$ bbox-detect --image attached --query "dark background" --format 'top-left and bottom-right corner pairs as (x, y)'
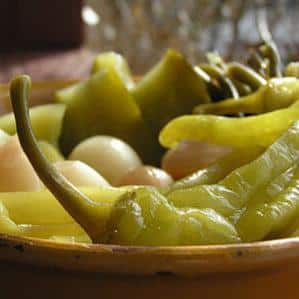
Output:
(0, 0), (298, 81)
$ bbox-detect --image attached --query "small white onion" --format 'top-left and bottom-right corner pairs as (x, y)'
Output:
(0, 135), (43, 192)
(117, 165), (173, 188)
(69, 136), (142, 186)
(54, 160), (110, 188)
(162, 141), (233, 179)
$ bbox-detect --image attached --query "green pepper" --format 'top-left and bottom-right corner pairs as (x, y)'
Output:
(259, 165), (299, 202)
(226, 62), (267, 91)
(131, 49), (211, 136)
(230, 79), (252, 97)
(105, 187), (240, 245)
(11, 75), (120, 243)
(247, 50), (271, 79)
(257, 9), (282, 78)
(167, 121), (299, 219)
(259, 44), (282, 78)
(10, 75), (240, 246)
(0, 187), (127, 243)
(193, 77), (299, 115)
(55, 66), (161, 164)
(198, 63), (239, 102)
(236, 166), (299, 241)
(160, 104), (299, 150)
(168, 146), (264, 192)
(91, 51), (135, 90)
(0, 104), (65, 146)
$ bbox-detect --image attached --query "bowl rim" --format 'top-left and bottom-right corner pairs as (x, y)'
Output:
(1, 233), (299, 253)
(1, 233), (299, 275)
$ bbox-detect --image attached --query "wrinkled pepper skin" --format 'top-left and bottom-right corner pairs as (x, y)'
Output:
(105, 187), (240, 246)
(11, 75), (240, 246)
(160, 105), (299, 150)
(236, 166), (299, 242)
(12, 75), (133, 243)
(167, 122), (299, 219)
(0, 186), (240, 246)
(131, 49), (211, 136)
(194, 78), (299, 115)
(55, 69), (161, 164)
(10, 74), (299, 246)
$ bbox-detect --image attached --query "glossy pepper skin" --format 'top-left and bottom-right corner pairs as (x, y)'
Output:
(55, 65), (161, 164)
(0, 187), (126, 243)
(160, 104), (299, 150)
(91, 52), (135, 90)
(197, 63), (239, 102)
(11, 75), (119, 243)
(226, 62), (267, 91)
(247, 50), (271, 80)
(10, 75), (240, 246)
(167, 121), (299, 220)
(105, 187), (240, 246)
(168, 146), (264, 192)
(236, 166), (299, 242)
(131, 49), (211, 136)
(194, 78), (299, 115)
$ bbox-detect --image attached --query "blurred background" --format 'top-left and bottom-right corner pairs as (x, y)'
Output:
(0, 0), (298, 81)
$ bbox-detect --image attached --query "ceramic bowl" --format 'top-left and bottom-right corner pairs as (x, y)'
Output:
(0, 81), (298, 299)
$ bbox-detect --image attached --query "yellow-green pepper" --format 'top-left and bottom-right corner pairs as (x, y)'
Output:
(10, 74), (240, 246)
(236, 166), (299, 241)
(131, 49), (211, 136)
(160, 104), (299, 150)
(193, 77), (299, 115)
(104, 187), (240, 245)
(167, 121), (299, 219)
(91, 51), (135, 90)
(55, 67), (161, 164)
(0, 104), (65, 146)
(0, 187), (126, 243)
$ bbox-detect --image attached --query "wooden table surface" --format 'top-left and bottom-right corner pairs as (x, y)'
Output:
(0, 48), (95, 83)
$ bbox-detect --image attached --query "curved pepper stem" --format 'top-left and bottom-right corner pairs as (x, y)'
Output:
(9, 75), (110, 243)
(257, 8), (282, 77)
(227, 62), (267, 90)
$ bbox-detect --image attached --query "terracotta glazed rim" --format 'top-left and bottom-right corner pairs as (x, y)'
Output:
(1, 233), (299, 275)
(1, 232), (298, 252)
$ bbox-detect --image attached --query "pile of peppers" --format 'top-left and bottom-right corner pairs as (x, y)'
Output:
(2, 15), (299, 246)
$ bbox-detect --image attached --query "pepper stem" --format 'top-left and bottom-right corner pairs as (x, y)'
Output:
(10, 75), (106, 242)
